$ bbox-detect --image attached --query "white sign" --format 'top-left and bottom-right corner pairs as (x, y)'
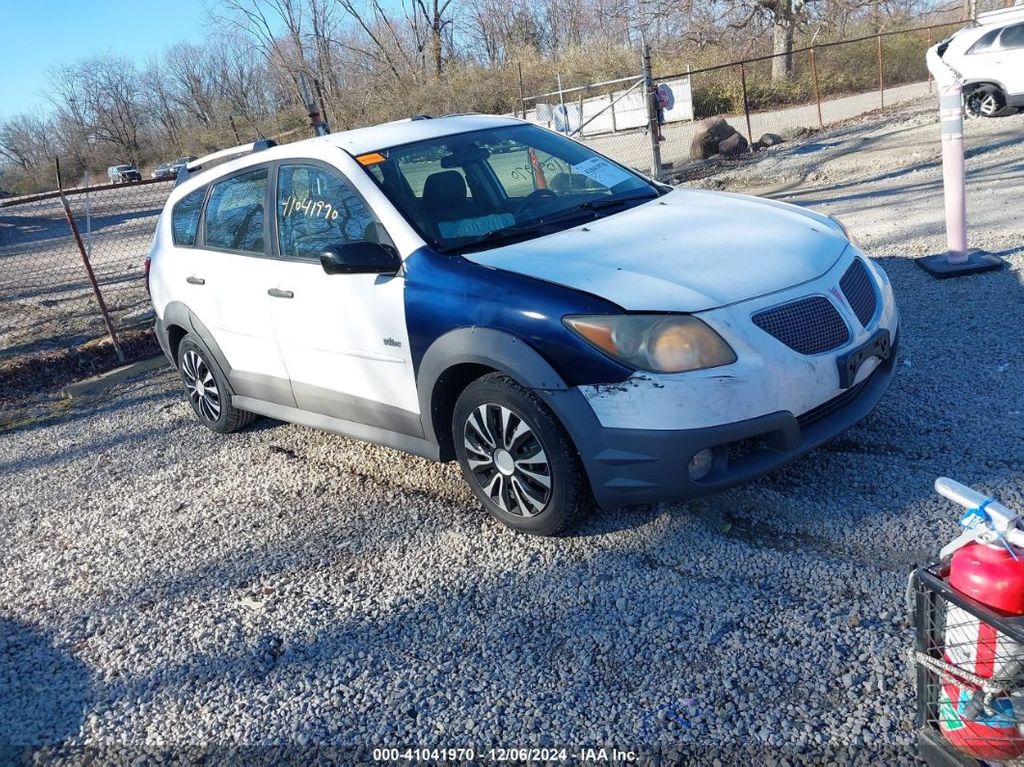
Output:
(572, 157), (634, 188)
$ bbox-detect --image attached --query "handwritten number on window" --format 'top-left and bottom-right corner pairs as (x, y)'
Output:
(281, 195), (339, 221)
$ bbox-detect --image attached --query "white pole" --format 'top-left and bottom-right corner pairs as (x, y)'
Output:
(938, 81), (968, 265)
(917, 43), (1003, 276)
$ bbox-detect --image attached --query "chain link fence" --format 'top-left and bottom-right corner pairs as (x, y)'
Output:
(521, 20), (967, 178)
(0, 176), (173, 394)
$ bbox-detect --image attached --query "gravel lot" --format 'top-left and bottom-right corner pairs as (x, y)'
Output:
(2, 98), (1023, 763)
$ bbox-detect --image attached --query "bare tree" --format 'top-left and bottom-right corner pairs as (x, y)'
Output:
(48, 56), (146, 163)
(0, 115), (51, 169)
(410, 0), (456, 75)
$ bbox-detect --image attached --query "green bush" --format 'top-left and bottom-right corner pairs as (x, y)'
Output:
(692, 82), (735, 118)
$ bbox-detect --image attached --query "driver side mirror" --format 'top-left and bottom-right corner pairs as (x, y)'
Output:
(320, 241), (402, 275)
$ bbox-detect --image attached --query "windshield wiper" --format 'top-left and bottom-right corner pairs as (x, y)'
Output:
(438, 222), (550, 254)
(531, 191), (658, 227)
(439, 191), (658, 254)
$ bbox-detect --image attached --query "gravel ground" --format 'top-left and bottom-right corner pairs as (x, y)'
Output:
(1, 99), (1023, 764)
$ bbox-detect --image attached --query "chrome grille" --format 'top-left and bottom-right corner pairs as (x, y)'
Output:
(752, 296), (849, 355)
(840, 258), (877, 327)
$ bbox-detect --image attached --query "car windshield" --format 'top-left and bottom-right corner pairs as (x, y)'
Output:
(115, 165), (132, 171)
(357, 124), (661, 254)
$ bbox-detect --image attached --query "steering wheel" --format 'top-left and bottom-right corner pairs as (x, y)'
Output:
(514, 188), (558, 217)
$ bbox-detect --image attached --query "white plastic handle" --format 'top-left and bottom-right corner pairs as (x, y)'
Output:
(935, 477), (1024, 549)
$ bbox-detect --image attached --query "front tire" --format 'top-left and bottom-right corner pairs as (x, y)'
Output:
(177, 335), (255, 433)
(453, 373), (591, 535)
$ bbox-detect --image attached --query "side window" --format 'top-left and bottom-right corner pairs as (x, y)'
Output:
(1000, 23), (1024, 50)
(968, 28), (1001, 54)
(203, 168), (267, 254)
(277, 164), (378, 260)
(171, 186), (206, 246)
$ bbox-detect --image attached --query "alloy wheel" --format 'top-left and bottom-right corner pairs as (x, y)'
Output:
(463, 403), (552, 517)
(181, 349), (222, 423)
(967, 91), (1001, 117)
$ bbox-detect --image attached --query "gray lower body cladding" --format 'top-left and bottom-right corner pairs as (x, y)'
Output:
(541, 336), (899, 510)
(157, 315), (898, 512)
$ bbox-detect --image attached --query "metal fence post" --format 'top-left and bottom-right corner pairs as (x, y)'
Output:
(739, 62), (753, 147)
(927, 32), (933, 94)
(810, 48), (824, 129)
(877, 34), (885, 111)
(609, 92), (617, 132)
(518, 62), (526, 119)
(55, 158), (126, 363)
(642, 43), (663, 180)
(557, 72), (566, 132)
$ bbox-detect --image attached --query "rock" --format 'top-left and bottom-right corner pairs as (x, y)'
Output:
(718, 132), (749, 157)
(780, 125), (812, 141)
(690, 117), (740, 159)
(758, 133), (784, 148)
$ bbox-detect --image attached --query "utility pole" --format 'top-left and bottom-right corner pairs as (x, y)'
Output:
(642, 41), (663, 180)
(299, 72), (329, 137)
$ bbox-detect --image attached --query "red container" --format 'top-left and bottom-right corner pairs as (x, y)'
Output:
(950, 542), (1024, 614)
(940, 542), (1024, 760)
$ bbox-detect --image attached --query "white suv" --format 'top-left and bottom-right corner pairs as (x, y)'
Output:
(936, 10), (1024, 117)
(147, 115), (899, 535)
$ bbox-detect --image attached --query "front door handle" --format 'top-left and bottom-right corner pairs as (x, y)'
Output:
(186, 276), (205, 285)
(267, 288), (294, 299)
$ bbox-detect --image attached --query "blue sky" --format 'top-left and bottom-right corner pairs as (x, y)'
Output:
(1, 0), (212, 120)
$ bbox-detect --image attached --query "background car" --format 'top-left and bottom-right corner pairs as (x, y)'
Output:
(107, 164), (142, 183)
(152, 162), (175, 180)
(169, 156), (197, 176)
(936, 7), (1024, 117)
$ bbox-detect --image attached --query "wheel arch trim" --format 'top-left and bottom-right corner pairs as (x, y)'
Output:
(161, 302), (236, 394)
(417, 327), (571, 457)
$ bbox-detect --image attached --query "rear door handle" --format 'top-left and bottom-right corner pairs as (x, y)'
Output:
(267, 288), (294, 299)
(186, 276), (205, 285)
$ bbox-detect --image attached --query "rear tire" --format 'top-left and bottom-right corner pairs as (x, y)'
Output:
(453, 373), (592, 535)
(965, 85), (1007, 118)
(177, 335), (255, 434)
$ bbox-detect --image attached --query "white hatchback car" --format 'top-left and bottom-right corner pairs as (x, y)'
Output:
(147, 115), (899, 535)
(936, 10), (1024, 117)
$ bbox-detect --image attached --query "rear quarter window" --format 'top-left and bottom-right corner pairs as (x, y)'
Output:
(171, 186), (206, 247)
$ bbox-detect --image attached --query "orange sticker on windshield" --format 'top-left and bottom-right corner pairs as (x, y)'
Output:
(356, 152), (387, 166)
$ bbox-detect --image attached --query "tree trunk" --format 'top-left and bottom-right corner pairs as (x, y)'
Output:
(772, 18), (795, 81)
(432, 0), (443, 77)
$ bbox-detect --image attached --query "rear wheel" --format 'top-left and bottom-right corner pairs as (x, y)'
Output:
(453, 373), (591, 535)
(965, 85), (1007, 118)
(177, 335), (255, 433)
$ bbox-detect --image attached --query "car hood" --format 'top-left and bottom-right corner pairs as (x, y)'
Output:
(462, 188), (850, 312)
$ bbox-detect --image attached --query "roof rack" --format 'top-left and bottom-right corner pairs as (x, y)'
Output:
(978, 3), (1024, 25)
(175, 139), (277, 185)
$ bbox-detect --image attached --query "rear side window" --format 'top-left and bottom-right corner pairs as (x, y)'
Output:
(171, 186), (206, 247)
(276, 164), (378, 260)
(968, 28), (1001, 53)
(1001, 23), (1024, 50)
(204, 168), (268, 254)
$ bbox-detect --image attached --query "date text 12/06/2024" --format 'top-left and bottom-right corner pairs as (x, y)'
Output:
(372, 747), (639, 762)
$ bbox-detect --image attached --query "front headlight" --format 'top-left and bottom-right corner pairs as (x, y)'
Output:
(830, 216), (864, 250)
(564, 315), (736, 374)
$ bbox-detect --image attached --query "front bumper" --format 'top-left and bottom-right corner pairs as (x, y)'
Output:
(540, 332), (898, 510)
